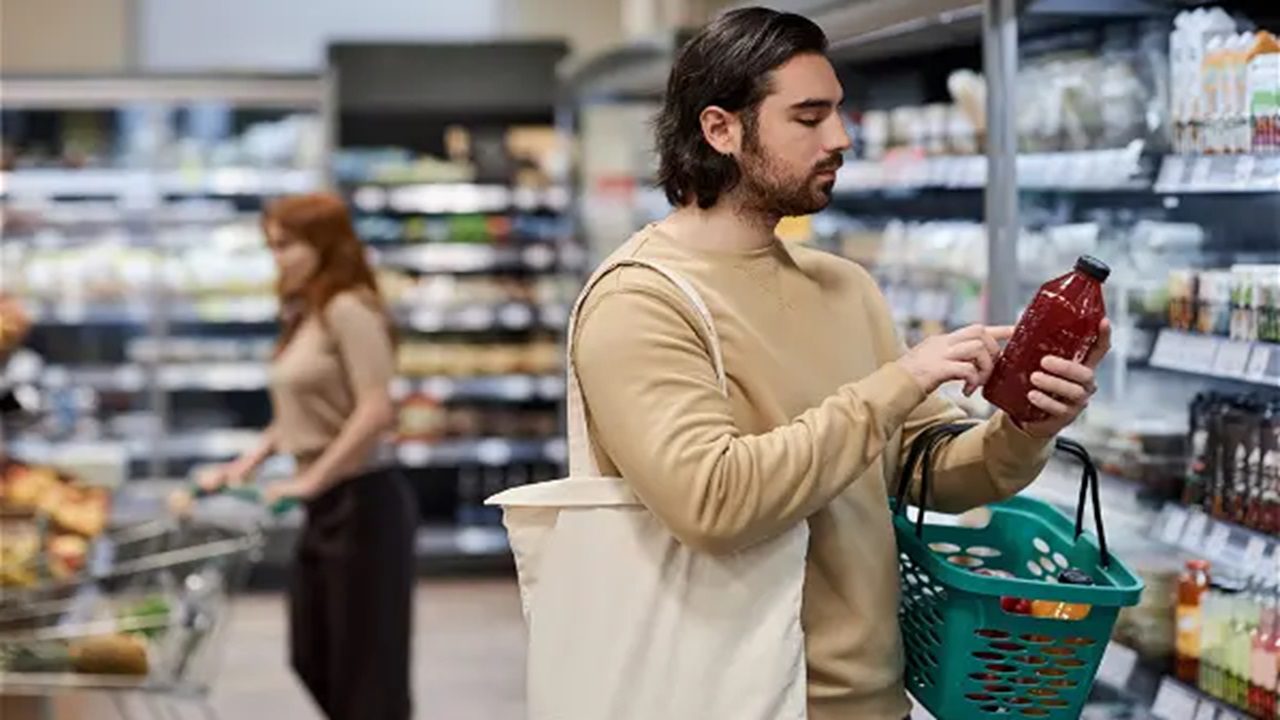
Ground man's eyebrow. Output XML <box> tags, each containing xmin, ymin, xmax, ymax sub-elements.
<box><xmin>789</xmin><ymin>98</ymin><xmax>843</xmax><ymax>111</ymax></box>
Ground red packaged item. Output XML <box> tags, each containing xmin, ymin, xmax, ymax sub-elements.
<box><xmin>984</xmin><ymin>256</ymin><xmax>1110</xmax><ymax>426</ymax></box>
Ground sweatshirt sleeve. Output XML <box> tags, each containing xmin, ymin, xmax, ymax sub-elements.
<box><xmin>573</xmin><ymin>284</ymin><xmax>927</xmax><ymax>555</ymax></box>
<box><xmin>897</xmin><ymin>395</ymin><xmax>1055</xmax><ymax>513</ymax></box>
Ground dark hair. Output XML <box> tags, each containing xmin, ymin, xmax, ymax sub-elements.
<box><xmin>655</xmin><ymin>8</ymin><xmax>828</xmax><ymax>209</ymax></box>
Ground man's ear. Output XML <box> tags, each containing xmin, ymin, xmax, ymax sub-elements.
<box><xmin>699</xmin><ymin>105</ymin><xmax>742</xmax><ymax>157</ymax></box>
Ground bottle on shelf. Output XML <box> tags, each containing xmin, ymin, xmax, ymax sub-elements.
<box><xmin>1232</xmin><ymin>580</ymin><xmax>1261</xmax><ymax>712</ymax></box>
<box><xmin>1178</xmin><ymin>558</ymin><xmax>1212</xmax><ymax>684</ymax></box>
<box><xmin>1252</xmin><ymin>583</ymin><xmax>1277</xmax><ymax>719</ymax></box>
<box><xmin>984</xmin><ymin>256</ymin><xmax>1109</xmax><ymax>426</ymax></box>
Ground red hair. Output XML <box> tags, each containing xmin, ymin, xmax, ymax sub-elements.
<box><xmin>262</xmin><ymin>192</ymin><xmax>393</xmax><ymax>354</ymax></box>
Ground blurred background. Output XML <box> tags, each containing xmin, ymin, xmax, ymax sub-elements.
<box><xmin>1</xmin><ymin>1</ymin><xmax>1279</xmax><ymax>718</ymax></box>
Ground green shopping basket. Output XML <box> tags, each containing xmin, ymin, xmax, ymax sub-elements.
<box><xmin>892</xmin><ymin>422</ymin><xmax>1144</xmax><ymax>719</ymax></box>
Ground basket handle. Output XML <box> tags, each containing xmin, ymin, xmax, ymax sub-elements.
<box><xmin>893</xmin><ymin>421</ymin><xmax>1112</xmax><ymax>569</ymax></box>
<box><xmin>1053</xmin><ymin>437</ymin><xmax>1111</xmax><ymax>569</ymax></box>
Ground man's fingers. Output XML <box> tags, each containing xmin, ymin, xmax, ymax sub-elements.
<box><xmin>1028</xmin><ymin>389</ymin><xmax>1072</xmax><ymax>417</ymax></box>
<box><xmin>1084</xmin><ymin>318</ymin><xmax>1112</xmax><ymax>369</ymax></box>
<box><xmin>1030</xmin><ymin>371</ymin><xmax>1090</xmax><ymax>404</ymax></box>
<box><xmin>1041</xmin><ymin>356</ymin><xmax>1096</xmax><ymax>387</ymax></box>
<box><xmin>987</xmin><ymin>325</ymin><xmax>1017</xmax><ymax>343</ymax></box>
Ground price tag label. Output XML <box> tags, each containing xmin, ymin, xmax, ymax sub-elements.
<box><xmin>1213</xmin><ymin>340</ymin><xmax>1252</xmax><ymax>377</ymax></box>
<box><xmin>1157</xmin><ymin>156</ymin><xmax>1188</xmax><ymax>192</ymax></box>
<box><xmin>1243</xmin><ymin>538</ymin><xmax>1268</xmax><ymax>572</ymax></box>
<box><xmin>1149</xmin><ymin>330</ymin><xmax>1180</xmax><ymax>370</ymax></box>
<box><xmin>1246</xmin><ymin>345</ymin><xmax>1273</xmax><ymax>381</ymax></box>
<box><xmin>1161</xmin><ymin>506</ymin><xmax>1190</xmax><ymax>546</ymax></box>
<box><xmin>1152</xmin><ymin>680</ymin><xmax>1202</xmax><ymax>720</ymax></box>
<box><xmin>1191</xmin><ymin>157</ymin><xmax>1214</xmax><ymax>190</ymax></box>
<box><xmin>1098</xmin><ymin>642</ymin><xmax>1138</xmax><ymax>689</ymax></box>
<box><xmin>1204</xmin><ymin>525</ymin><xmax>1232</xmax><ymax>561</ymax></box>
<box><xmin>1233</xmin><ymin>155</ymin><xmax>1256</xmax><ymax>188</ymax></box>
<box><xmin>1181</xmin><ymin>510</ymin><xmax>1210</xmax><ymax>551</ymax></box>
<box><xmin>1193</xmin><ymin>702</ymin><xmax>1220</xmax><ymax>720</ymax></box>
<box><xmin>1189</xmin><ymin>335</ymin><xmax>1221</xmax><ymax>373</ymax></box>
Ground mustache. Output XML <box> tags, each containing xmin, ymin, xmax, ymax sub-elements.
<box><xmin>814</xmin><ymin>155</ymin><xmax>844</xmax><ymax>174</ymax></box>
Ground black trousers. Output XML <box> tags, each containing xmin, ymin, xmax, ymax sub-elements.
<box><xmin>289</xmin><ymin>467</ymin><xmax>416</xmax><ymax>720</ymax></box>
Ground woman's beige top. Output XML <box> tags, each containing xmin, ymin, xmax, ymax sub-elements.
<box><xmin>269</xmin><ymin>290</ymin><xmax>395</xmax><ymax>468</ymax></box>
<box><xmin>574</xmin><ymin>226</ymin><xmax>1053</xmax><ymax>720</ymax></box>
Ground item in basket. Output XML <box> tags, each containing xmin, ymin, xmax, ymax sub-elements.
<box><xmin>0</xmin><ymin>526</ymin><xmax>39</xmax><ymax>588</ymax></box>
<box><xmin>947</xmin><ymin>555</ymin><xmax>984</xmax><ymax>569</ymax></box>
<box><xmin>1</xmin><ymin>464</ymin><xmax>60</xmax><ymax>512</ymax></box>
<box><xmin>45</xmin><ymin>484</ymin><xmax>109</xmax><ymax>537</ymax></box>
<box><xmin>119</xmin><ymin>596</ymin><xmax>172</xmax><ymax>640</ymax></box>
<box><xmin>984</xmin><ymin>256</ymin><xmax>1108</xmax><ymax>426</ymax></box>
<box><xmin>1177</xmin><ymin>558</ymin><xmax>1212</xmax><ymax>683</ymax></box>
<box><xmin>927</xmin><ymin>542</ymin><xmax>961</xmax><ymax>554</ymax></box>
<box><xmin>46</xmin><ymin>534</ymin><xmax>88</xmax><ymax>580</ymax></box>
<box><xmin>69</xmin><ymin>634</ymin><xmax>149</xmax><ymax>675</ymax></box>
<box><xmin>0</xmin><ymin>642</ymin><xmax>73</xmax><ymax>673</ymax></box>
<box><xmin>1030</xmin><ymin>569</ymin><xmax>1095</xmax><ymax>621</ymax></box>
<box><xmin>1001</xmin><ymin>596</ymin><xmax>1033</xmax><ymax>615</ymax></box>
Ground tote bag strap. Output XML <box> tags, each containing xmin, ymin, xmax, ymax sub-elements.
<box><xmin>565</xmin><ymin>257</ymin><xmax>728</xmax><ymax>476</ymax></box>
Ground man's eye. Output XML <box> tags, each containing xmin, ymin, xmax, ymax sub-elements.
<box><xmin>797</xmin><ymin>118</ymin><xmax>820</xmax><ymax>127</ymax></box>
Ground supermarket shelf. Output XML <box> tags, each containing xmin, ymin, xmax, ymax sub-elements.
<box><xmin>1093</xmin><ymin>641</ymin><xmax>1250</xmax><ymax>720</ymax></box>
<box><xmin>350</xmin><ymin>183</ymin><xmax>570</xmax><ymax>214</ymax></box>
<box><xmin>1147</xmin><ymin>330</ymin><xmax>1280</xmax><ymax>389</ymax></box>
<box><xmin>1150</xmin><ymin>503</ymin><xmax>1278</xmax><ymax>580</ymax></box>
<box><xmin>7</xmin><ymin>430</ymin><xmax>260</xmax><ymax>464</ymax></box>
<box><xmin>38</xmin><ymin>362</ymin><xmax>267</xmax><ymax>392</ymax></box>
<box><xmin>834</xmin><ymin>145</ymin><xmax>1148</xmax><ymax>194</ymax></box>
<box><xmin>415</xmin><ymin>525</ymin><xmax>509</xmax><ymax>559</ymax></box>
<box><xmin>374</xmin><ymin>243</ymin><xmax>582</xmax><ymax>274</ymax></box>
<box><xmin>391</xmin><ymin>374</ymin><xmax>564</xmax><ymax>402</ymax></box>
<box><xmin>1155</xmin><ymin>154</ymin><xmax>1280</xmax><ymax>194</ymax></box>
<box><xmin>28</xmin><ymin>299</ymin><xmax>278</xmax><ymax>326</ymax></box>
<box><xmin>395</xmin><ymin>437</ymin><xmax>566</xmax><ymax>468</ymax></box>
<box><xmin>395</xmin><ymin>302</ymin><xmax>569</xmax><ymax>333</ymax></box>
<box><xmin>0</xmin><ymin>168</ymin><xmax>321</xmax><ymax>199</ymax></box>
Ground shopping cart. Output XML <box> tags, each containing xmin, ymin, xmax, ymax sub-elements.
<box><xmin>0</xmin><ymin>487</ymin><xmax>282</xmax><ymax>720</ymax></box>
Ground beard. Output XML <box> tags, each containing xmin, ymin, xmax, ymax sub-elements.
<box><xmin>736</xmin><ymin>144</ymin><xmax>842</xmax><ymax>218</ymax></box>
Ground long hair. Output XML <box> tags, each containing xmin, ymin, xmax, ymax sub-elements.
<box><xmin>263</xmin><ymin>192</ymin><xmax>394</xmax><ymax>354</ymax></box>
<box><xmin>654</xmin><ymin>8</ymin><xmax>828</xmax><ymax>209</ymax></box>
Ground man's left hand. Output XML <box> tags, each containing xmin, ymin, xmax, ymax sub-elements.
<box><xmin>1020</xmin><ymin>319</ymin><xmax>1111</xmax><ymax>439</ymax></box>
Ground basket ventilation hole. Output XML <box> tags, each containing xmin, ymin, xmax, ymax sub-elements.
<box><xmin>1020</xmin><ymin>634</ymin><xmax>1053</xmax><ymax>644</ymax></box>
<box><xmin>981</xmin><ymin>706</ymin><xmax>1010</xmax><ymax>714</ymax></box>
<box><xmin>976</xmin><ymin>629</ymin><xmax>1011</xmax><ymax>640</ymax></box>
<box><xmin>1020</xmin><ymin>709</ymin><xmax>1049</xmax><ymax>717</ymax></box>
<box><xmin>973</xmin><ymin>651</ymin><xmax>1004</xmax><ymax>661</ymax></box>
<box><xmin>1062</xmin><ymin>637</ymin><xmax>1096</xmax><ymax>647</ymax></box>
<box><xmin>1032</xmin><ymin>537</ymin><xmax>1050</xmax><ymax>553</ymax></box>
<box><xmin>991</xmin><ymin>642</ymin><xmax>1025</xmax><ymax>653</ymax></box>
<box><xmin>1043</xmin><ymin>647</ymin><xmax>1074</xmax><ymax>657</ymax></box>
<box><xmin>1047</xmin><ymin>679</ymin><xmax>1078</xmax><ymax>688</ymax></box>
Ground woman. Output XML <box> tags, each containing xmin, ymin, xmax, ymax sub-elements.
<box><xmin>194</xmin><ymin>192</ymin><xmax>414</xmax><ymax>720</ymax></box>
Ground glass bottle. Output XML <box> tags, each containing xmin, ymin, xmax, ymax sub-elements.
<box><xmin>984</xmin><ymin>256</ymin><xmax>1109</xmax><ymax>426</ymax></box>
<box><xmin>1178</xmin><ymin>559</ymin><xmax>1212</xmax><ymax>683</ymax></box>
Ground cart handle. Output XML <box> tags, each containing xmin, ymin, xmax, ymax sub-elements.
<box><xmin>893</xmin><ymin>421</ymin><xmax>1111</xmax><ymax>568</ymax></box>
<box><xmin>190</xmin><ymin>483</ymin><xmax>297</xmax><ymax>517</ymax></box>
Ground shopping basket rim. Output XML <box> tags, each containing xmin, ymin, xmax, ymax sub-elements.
<box><xmin>893</xmin><ymin>495</ymin><xmax>1144</xmax><ymax>607</ymax></box>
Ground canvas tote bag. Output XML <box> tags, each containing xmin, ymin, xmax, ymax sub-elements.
<box><xmin>486</xmin><ymin>257</ymin><xmax>810</xmax><ymax>720</ymax></box>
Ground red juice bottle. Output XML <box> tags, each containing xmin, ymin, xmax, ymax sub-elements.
<box><xmin>984</xmin><ymin>256</ymin><xmax>1110</xmax><ymax>426</ymax></box>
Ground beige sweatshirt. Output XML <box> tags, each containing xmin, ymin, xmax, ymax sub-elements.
<box><xmin>573</xmin><ymin>225</ymin><xmax>1053</xmax><ymax>720</ymax></box>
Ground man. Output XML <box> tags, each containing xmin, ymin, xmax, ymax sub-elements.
<box><xmin>573</xmin><ymin>8</ymin><xmax>1110</xmax><ymax>720</ymax></box>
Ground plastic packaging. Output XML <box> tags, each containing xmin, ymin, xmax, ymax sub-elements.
<box><xmin>1177</xmin><ymin>559</ymin><xmax>1212</xmax><ymax>683</ymax></box>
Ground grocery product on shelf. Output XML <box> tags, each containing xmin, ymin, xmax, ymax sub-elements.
<box><xmin>985</xmin><ymin>255</ymin><xmax>1110</xmax><ymax>425</ymax></box>
<box><xmin>1177</xmin><ymin>559</ymin><xmax>1212</xmax><ymax>683</ymax></box>
<box><xmin>1181</xmin><ymin>392</ymin><xmax>1280</xmax><ymax>535</ymax></box>
<box><xmin>1171</xmin><ymin>7</ymin><xmax>1239</xmax><ymax>155</ymax></box>
<box><xmin>1251</xmin><ymin>582</ymin><xmax>1277</xmax><ymax>718</ymax></box>
<box><xmin>1248</xmin><ymin>32</ymin><xmax>1280</xmax><ymax>155</ymax></box>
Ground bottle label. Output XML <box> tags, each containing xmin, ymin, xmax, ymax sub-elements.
<box><xmin>1177</xmin><ymin>606</ymin><xmax>1203</xmax><ymax>657</ymax></box>
<box><xmin>1254</xmin><ymin>648</ymin><xmax>1277</xmax><ymax>690</ymax></box>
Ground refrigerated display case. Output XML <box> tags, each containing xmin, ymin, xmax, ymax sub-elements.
<box><xmin>0</xmin><ymin>74</ymin><xmax>326</xmax><ymax>488</ymax></box>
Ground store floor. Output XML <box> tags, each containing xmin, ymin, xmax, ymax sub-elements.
<box><xmin>207</xmin><ymin>577</ymin><xmax>527</xmax><ymax>719</ymax></box>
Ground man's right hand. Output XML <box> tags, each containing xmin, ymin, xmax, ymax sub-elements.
<box><xmin>896</xmin><ymin>324</ymin><xmax>1016</xmax><ymax>396</ymax></box>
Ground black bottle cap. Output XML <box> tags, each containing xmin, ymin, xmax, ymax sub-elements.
<box><xmin>1074</xmin><ymin>255</ymin><xmax>1111</xmax><ymax>283</ymax></box>
<box><xmin>1057</xmin><ymin>568</ymin><xmax>1095</xmax><ymax>586</ymax></box>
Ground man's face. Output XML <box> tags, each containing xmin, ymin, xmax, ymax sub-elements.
<box><xmin>737</xmin><ymin>53</ymin><xmax>850</xmax><ymax>216</ymax></box>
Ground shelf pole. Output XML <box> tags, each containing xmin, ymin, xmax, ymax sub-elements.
<box><xmin>983</xmin><ymin>0</ymin><xmax>1020</xmax><ymax>326</ymax></box>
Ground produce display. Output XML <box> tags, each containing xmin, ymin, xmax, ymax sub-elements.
<box><xmin>0</xmin><ymin>459</ymin><xmax>110</xmax><ymax>588</ymax></box>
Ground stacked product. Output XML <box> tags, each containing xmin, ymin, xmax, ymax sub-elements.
<box><xmin>1174</xmin><ymin>559</ymin><xmax>1279</xmax><ymax>719</ymax></box>
<box><xmin>1182</xmin><ymin>392</ymin><xmax>1280</xmax><ymax>536</ymax></box>
<box><xmin>1171</xmin><ymin>7</ymin><xmax>1280</xmax><ymax>155</ymax></box>
<box><xmin>1167</xmin><ymin>265</ymin><xmax>1280</xmax><ymax>343</ymax></box>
